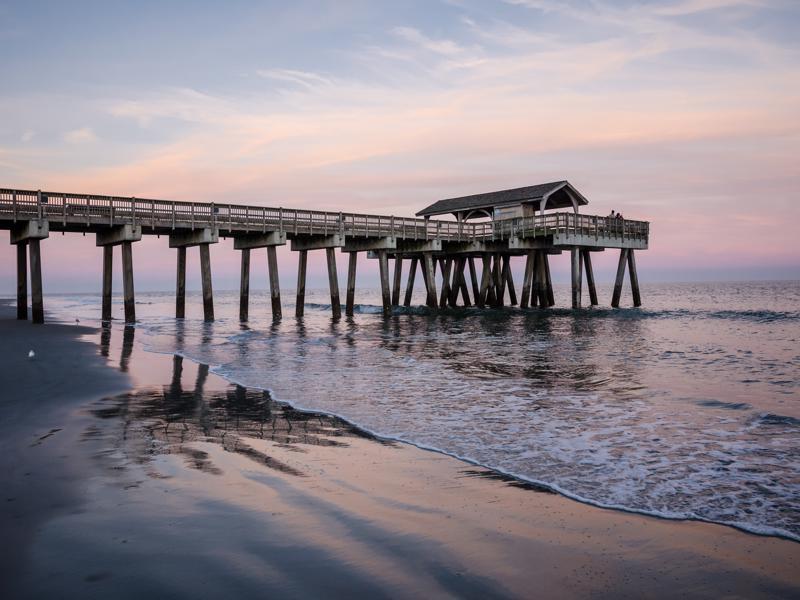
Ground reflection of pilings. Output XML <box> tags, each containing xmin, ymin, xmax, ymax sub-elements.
<box><xmin>194</xmin><ymin>363</ymin><xmax>209</xmax><ymax>397</ymax></box>
<box><xmin>170</xmin><ymin>354</ymin><xmax>184</xmax><ymax>397</ymax></box>
<box><xmin>100</xmin><ymin>323</ymin><xmax>111</xmax><ymax>358</ymax></box>
<box><xmin>120</xmin><ymin>325</ymin><xmax>135</xmax><ymax>372</ymax></box>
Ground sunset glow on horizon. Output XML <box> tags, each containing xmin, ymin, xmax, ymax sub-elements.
<box><xmin>1</xmin><ymin>0</ymin><xmax>798</xmax><ymax>291</ymax></box>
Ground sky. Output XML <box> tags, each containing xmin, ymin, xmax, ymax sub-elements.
<box><xmin>0</xmin><ymin>0</ymin><xmax>798</xmax><ymax>292</ymax></box>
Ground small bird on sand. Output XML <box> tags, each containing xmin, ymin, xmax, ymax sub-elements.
<box><xmin>28</xmin><ymin>350</ymin><xmax>35</xmax><ymax>359</ymax></box>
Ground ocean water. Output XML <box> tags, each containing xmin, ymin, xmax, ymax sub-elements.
<box><xmin>41</xmin><ymin>280</ymin><xmax>800</xmax><ymax>541</ymax></box>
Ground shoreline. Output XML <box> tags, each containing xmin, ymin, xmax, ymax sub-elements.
<box><xmin>167</xmin><ymin>346</ymin><xmax>800</xmax><ymax>545</ymax></box>
<box><xmin>1</xmin><ymin>302</ymin><xmax>799</xmax><ymax>597</ymax></box>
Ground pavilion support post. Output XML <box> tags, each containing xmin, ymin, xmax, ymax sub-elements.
<box><xmin>448</xmin><ymin>258</ymin><xmax>462</xmax><ymax>307</ymax></box>
<box><xmin>628</xmin><ymin>249</ymin><xmax>642</xmax><ymax>307</ymax></box>
<box><xmin>199</xmin><ymin>243</ymin><xmax>214</xmax><ymax>321</ymax></box>
<box><xmin>266</xmin><ymin>245</ymin><xmax>281</xmax><ymax>320</ymax></box>
<box><xmin>391</xmin><ymin>256</ymin><xmax>403</xmax><ymax>306</ymax></box>
<box><xmin>326</xmin><ymin>247</ymin><xmax>341</xmax><ymax>319</ymax></box>
<box><xmin>535</xmin><ymin>251</ymin><xmax>548</xmax><ymax>308</ymax></box>
<box><xmin>439</xmin><ymin>258</ymin><xmax>453</xmax><ymax>308</ymax></box>
<box><xmin>503</xmin><ymin>255</ymin><xmax>517</xmax><ymax>306</ymax></box>
<box><xmin>571</xmin><ymin>248</ymin><xmax>583</xmax><ymax>309</ymax></box>
<box><xmin>378</xmin><ymin>250</ymin><xmax>391</xmax><ymax>317</ymax></box>
<box><xmin>16</xmin><ymin>242</ymin><xmax>27</xmax><ymax>320</ymax></box>
<box><xmin>239</xmin><ymin>248</ymin><xmax>250</xmax><ymax>322</ymax></box>
<box><xmin>582</xmin><ymin>249</ymin><xmax>598</xmax><ymax>306</ymax></box>
<box><xmin>121</xmin><ymin>240</ymin><xmax>135</xmax><ymax>323</ymax></box>
<box><xmin>520</xmin><ymin>250</ymin><xmax>535</xmax><ymax>309</ymax></box>
<box><xmin>543</xmin><ymin>253</ymin><xmax>555</xmax><ymax>307</ymax></box>
<box><xmin>345</xmin><ymin>251</ymin><xmax>357</xmax><ymax>317</ymax></box>
<box><xmin>612</xmin><ymin>249</ymin><xmax>629</xmax><ymax>308</ymax></box>
<box><xmin>468</xmin><ymin>257</ymin><xmax>480</xmax><ymax>303</ymax></box>
<box><xmin>492</xmin><ymin>254</ymin><xmax>504</xmax><ymax>307</ymax></box>
<box><xmin>296</xmin><ymin>249</ymin><xmax>308</xmax><ymax>318</ymax></box>
<box><xmin>457</xmin><ymin>258</ymin><xmax>471</xmax><ymax>307</ymax></box>
<box><xmin>478</xmin><ymin>254</ymin><xmax>492</xmax><ymax>308</ymax></box>
<box><xmin>423</xmin><ymin>253</ymin><xmax>437</xmax><ymax>308</ymax></box>
<box><xmin>175</xmin><ymin>246</ymin><xmax>186</xmax><ymax>319</ymax></box>
<box><xmin>403</xmin><ymin>257</ymin><xmax>418</xmax><ymax>307</ymax></box>
<box><xmin>102</xmin><ymin>245</ymin><xmax>113</xmax><ymax>321</ymax></box>
<box><xmin>29</xmin><ymin>240</ymin><xmax>44</xmax><ymax>324</ymax></box>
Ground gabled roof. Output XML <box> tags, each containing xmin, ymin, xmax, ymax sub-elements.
<box><xmin>416</xmin><ymin>181</ymin><xmax>588</xmax><ymax>218</ymax></box>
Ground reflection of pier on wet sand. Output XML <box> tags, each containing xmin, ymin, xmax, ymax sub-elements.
<box><xmin>57</xmin><ymin>321</ymin><xmax>797</xmax><ymax>598</ymax></box>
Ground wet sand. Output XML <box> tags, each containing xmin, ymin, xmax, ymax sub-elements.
<box><xmin>1</xmin><ymin>303</ymin><xmax>798</xmax><ymax>598</ymax></box>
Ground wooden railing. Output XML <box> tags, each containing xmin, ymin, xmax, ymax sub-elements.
<box><xmin>0</xmin><ymin>188</ymin><xmax>648</xmax><ymax>243</ymax></box>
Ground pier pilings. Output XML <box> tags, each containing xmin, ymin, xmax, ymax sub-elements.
<box><xmin>169</xmin><ymin>227</ymin><xmax>219</xmax><ymax>322</ymax></box>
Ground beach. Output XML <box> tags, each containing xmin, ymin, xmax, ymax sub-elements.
<box><xmin>1</xmin><ymin>301</ymin><xmax>798</xmax><ymax>599</ymax></box>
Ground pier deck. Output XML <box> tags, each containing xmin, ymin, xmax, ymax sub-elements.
<box><xmin>1</xmin><ymin>187</ymin><xmax>649</xmax><ymax>323</ymax></box>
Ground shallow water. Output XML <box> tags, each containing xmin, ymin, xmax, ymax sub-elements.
<box><xmin>41</xmin><ymin>279</ymin><xmax>800</xmax><ymax>540</ymax></box>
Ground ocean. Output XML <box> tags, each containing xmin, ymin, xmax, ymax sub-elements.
<box><xmin>39</xmin><ymin>280</ymin><xmax>800</xmax><ymax>541</ymax></box>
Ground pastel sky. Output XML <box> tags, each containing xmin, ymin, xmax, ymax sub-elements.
<box><xmin>1</xmin><ymin>0</ymin><xmax>798</xmax><ymax>292</ymax></box>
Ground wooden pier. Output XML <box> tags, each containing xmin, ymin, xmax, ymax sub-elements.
<box><xmin>0</xmin><ymin>181</ymin><xmax>648</xmax><ymax>323</ymax></box>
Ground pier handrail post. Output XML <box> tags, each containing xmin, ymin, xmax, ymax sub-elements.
<box><xmin>131</xmin><ymin>197</ymin><xmax>136</xmax><ymax>227</ymax></box>
<box><xmin>12</xmin><ymin>190</ymin><xmax>17</xmax><ymax>222</ymax></box>
<box><xmin>37</xmin><ymin>190</ymin><xmax>42</xmax><ymax>220</ymax></box>
<box><xmin>279</xmin><ymin>207</ymin><xmax>284</xmax><ymax>233</ymax></box>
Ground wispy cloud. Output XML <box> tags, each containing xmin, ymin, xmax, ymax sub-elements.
<box><xmin>256</xmin><ymin>68</ymin><xmax>334</xmax><ymax>90</ymax></box>
<box><xmin>63</xmin><ymin>127</ymin><xmax>97</xmax><ymax>144</ymax></box>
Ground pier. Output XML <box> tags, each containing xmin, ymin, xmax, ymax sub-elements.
<box><xmin>1</xmin><ymin>181</ymin><xmax>648</xmax><ymax>323</ymax></box>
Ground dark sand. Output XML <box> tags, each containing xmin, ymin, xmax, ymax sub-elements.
<box><xmin>1</xmin><ymin>303</ymin><xmax>798</xmax><ymax>599</ymax></box>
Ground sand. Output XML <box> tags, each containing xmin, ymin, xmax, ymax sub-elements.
<box><xmin>0</xmin><ymin>302</ymin><xmax>798</xmax><ymax>599</ymax></box>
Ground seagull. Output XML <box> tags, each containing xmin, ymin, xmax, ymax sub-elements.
<box><xmin>28</xmin><ymin>350</ymin><xmax>35</xmax><ymax>359</ymax></box>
